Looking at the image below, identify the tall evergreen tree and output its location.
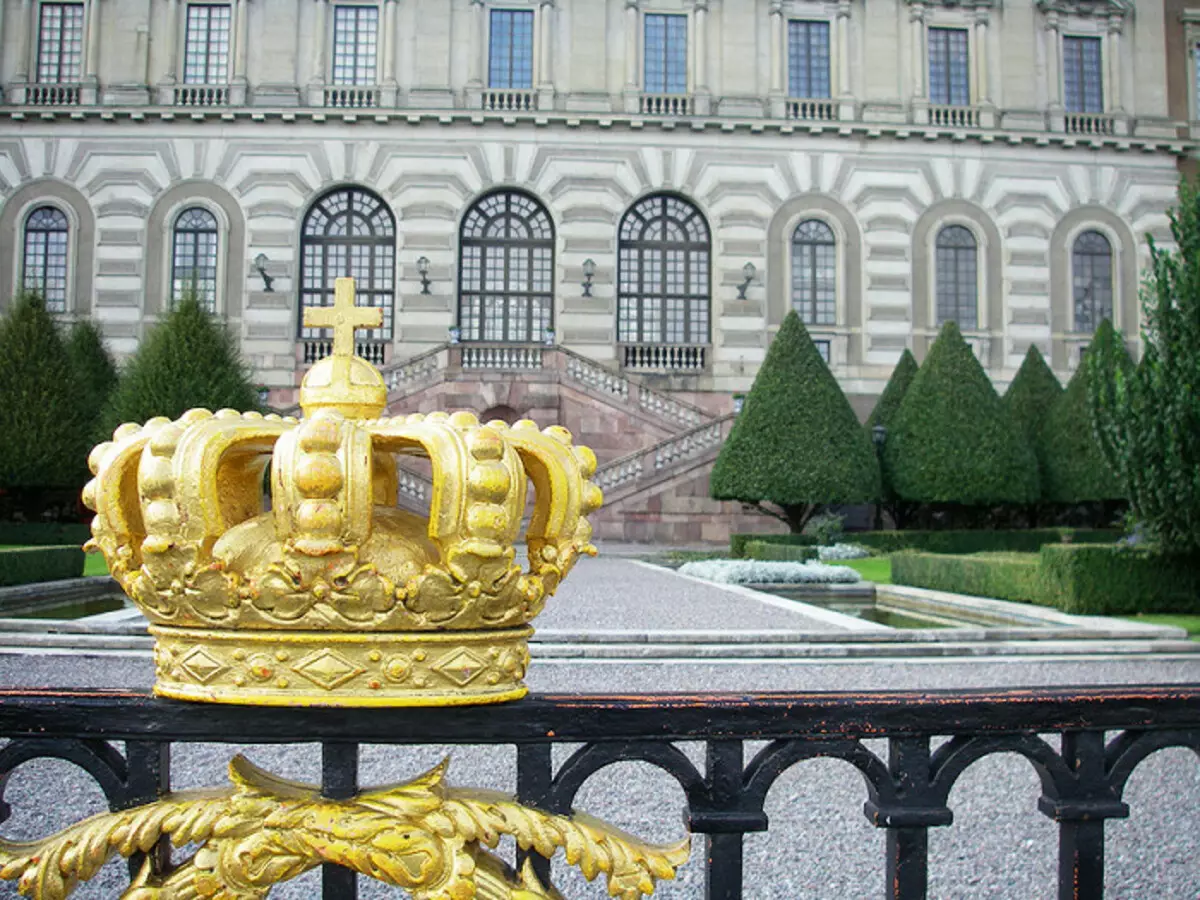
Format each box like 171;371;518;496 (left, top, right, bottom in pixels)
710;311;880;532
1003;345;1062;446
0;293;92;515
1040;361;1124;504
884;321;1039;506
865;349;918;431
1087;183;1200;555
67;319;118;443
101;295;259;434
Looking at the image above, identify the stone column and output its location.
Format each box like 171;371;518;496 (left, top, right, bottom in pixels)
975;9;994;127
14;0;31;84
623;0;640;113
1107;15;1123;112
836;0;853;120
380;0;397;105
1044;10;1063;131
910;2;928;123
155;0;180;103
82;0;101;103
767;0;784;117
465;0;484;107
308;0;326;104
230;0;249;104
537;0;555;109
693;0;709;114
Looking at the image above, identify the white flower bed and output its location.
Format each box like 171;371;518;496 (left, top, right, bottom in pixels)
678;559;861;585
817;543;871;561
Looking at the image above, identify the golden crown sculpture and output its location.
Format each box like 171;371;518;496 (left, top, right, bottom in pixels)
83;277;602;707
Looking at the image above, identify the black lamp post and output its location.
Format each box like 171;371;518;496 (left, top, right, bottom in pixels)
254;253;274;292
871;424;887;531
417;256;431;295
581;258;596;297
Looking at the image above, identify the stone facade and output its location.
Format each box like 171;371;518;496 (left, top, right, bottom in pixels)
0;0;1193;541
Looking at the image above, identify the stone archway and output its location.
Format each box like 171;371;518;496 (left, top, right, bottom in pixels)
480;404;520;425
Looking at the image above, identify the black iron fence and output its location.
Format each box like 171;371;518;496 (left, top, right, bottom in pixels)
0;685;1197;899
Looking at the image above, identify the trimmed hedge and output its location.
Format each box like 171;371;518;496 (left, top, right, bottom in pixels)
730;533;818;558
1039;362;1124;503
0;546;86;587
744;541;818;562
865;349;919;431
1040;545;1200;616
1003;345;1062;445
0;523;91;546
891;552;1047;606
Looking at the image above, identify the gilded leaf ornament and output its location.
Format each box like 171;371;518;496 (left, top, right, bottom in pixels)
0;755;690;899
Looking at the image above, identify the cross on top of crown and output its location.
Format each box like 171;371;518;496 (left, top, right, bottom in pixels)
303;277;383;359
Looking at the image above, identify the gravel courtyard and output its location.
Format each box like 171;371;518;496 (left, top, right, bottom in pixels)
0;555;1196;899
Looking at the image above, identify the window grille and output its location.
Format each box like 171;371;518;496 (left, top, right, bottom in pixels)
791;219;836;326
787;20;831;99
332;5;378;86
21;206;69;313
935;225;978;329
488;9;534;89
300;188;395;342
618;195;710;345
928;27;970;106
183;4;232;84
1072;230;1114;333
458;191;555;344
1063;36;1104;113
36;3;84;83
644;14;687;94
172;207;220;311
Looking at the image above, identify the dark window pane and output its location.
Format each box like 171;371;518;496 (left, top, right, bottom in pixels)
935;225;978;329
788;20;831;98
184;5;231;84
37;3;83;83
300;188;395;342
617;194;711;345
22;206;70;312
644;13;687;93
458;191;555;343
929;27;969;106
1063;36;1103;113
489;9;534;89
1072;230;1113;332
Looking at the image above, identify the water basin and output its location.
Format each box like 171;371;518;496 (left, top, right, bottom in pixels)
7;596;128;620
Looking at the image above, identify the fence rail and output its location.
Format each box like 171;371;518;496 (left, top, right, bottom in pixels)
0;685;1196;899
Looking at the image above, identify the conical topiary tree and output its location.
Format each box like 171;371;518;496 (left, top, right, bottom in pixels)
67;319;118;443
884;321;1039;506
1039;361;1124;504
1003;345;1062;446
865;349;918;431
0;293;93;516
710;311;881;532
101;294;259;434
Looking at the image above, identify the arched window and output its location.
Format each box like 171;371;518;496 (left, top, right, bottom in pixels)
791;219;836;325
300;187;395;355
618;194;710;345
935;224;978;329
21;206;69;312
1072;230;1113;332
458;191;554;343
171;207;219;310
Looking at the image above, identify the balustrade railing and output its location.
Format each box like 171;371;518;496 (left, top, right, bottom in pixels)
396;467;430;505
0;685;1195;899
593;414;732;493
381;344;445;395
1065;112;1116;136
787;98;836;121
640;93;690;116
482;89;536;112
324;85;379;109
174;84;228;106
929;104;980;128
303;339;387;366
459;344;544;370
622;343;707;373
25;83;81;106
558;346;710;428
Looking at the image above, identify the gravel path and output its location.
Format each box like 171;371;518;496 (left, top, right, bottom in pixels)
0;557;1197;899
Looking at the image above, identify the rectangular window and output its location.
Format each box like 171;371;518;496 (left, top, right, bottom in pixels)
332;5;378;86
928;27;970;106
1063;36;1104;113
183;4;232;84
488;9;534;89
787;20;831;99
36;3;84;83
814;340;831;364
644;13;687;94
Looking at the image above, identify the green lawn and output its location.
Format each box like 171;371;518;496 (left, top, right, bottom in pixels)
1122;614;1200;641
842;557;892;584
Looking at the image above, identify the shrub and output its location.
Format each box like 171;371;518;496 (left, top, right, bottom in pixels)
711;311;880;531
1040;360;1124;504
101;294;259;435
803;511;844;546
852;528;1118;555
744;541;818;562
677;559;861;585
0;523;91;546
0;546;86;587
1003;345;1062;446
730;532;817;559
67;319;118;443
818;543;871;561
1039;544;1200;616
865;349;919;431
884;321;1039;505
1087;182;1200;556
891;551;1047;606
0;293;93;515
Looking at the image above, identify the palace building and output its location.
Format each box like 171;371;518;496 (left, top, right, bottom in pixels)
0;0;1195;541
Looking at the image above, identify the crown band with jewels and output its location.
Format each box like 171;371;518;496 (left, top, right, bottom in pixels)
83;277;602;707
